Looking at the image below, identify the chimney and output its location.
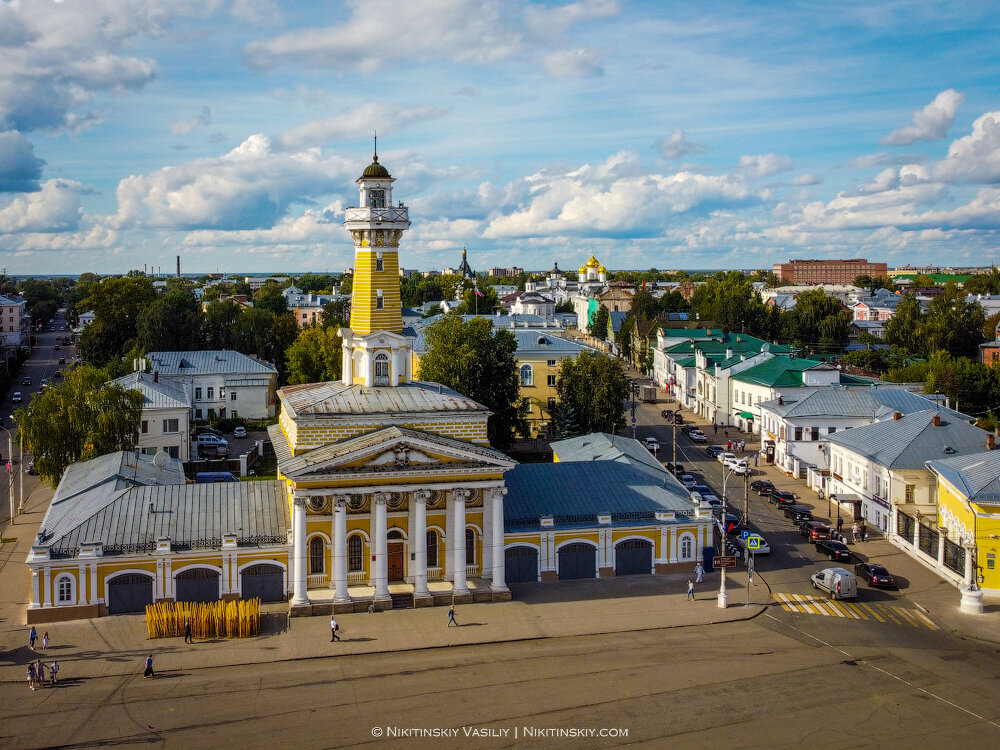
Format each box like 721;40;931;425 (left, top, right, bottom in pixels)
932;414;942;427
988;434;996;451
153;370;159;383
778;396;783;406
893;411;902;420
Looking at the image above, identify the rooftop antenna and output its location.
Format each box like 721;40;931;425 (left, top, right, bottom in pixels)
374;130;378;161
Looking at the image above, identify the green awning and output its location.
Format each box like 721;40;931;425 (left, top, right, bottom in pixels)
739;411;754;419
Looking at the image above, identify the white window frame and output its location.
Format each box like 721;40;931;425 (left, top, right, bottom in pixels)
55;574;75;605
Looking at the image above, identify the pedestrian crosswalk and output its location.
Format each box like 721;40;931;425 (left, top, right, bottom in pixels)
772;593;938;630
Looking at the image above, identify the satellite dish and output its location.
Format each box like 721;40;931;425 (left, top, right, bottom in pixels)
152;450;170;469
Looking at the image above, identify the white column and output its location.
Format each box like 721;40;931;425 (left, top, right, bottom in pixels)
163;558;172;600
90;563;98;604
78;563;87;605
373;494;390;600
30;568;40;607
413;491;430;597
913;511;921;548
452;489;469;594
444;495;454;580
333;497;350;602
482;490;494;580
43;567;51;607
290;497;309;606
222;553;231;594
491;487;507;592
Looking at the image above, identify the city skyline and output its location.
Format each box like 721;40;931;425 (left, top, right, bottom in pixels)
1;1;999;276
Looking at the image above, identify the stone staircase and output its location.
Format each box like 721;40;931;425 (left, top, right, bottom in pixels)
390;592;414;610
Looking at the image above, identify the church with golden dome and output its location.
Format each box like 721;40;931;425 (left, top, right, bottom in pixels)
578;254;608;285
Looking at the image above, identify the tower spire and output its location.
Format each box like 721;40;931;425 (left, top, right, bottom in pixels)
374;130;378;161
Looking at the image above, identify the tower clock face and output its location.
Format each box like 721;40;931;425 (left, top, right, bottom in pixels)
370;189;386;208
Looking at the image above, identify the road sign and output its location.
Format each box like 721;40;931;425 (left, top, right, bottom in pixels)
631;417;636;424
713;555;738;568
748;536;761;549
741;529;751;541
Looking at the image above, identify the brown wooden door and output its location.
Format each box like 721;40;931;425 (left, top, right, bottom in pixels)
387;542;404;581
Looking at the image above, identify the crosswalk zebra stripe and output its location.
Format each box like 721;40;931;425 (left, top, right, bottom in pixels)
857;601;886;622
839;601;865;619
910;609;939;630
892;606;920;627
770;593;935;629
790;593;820;614
776;592;796;612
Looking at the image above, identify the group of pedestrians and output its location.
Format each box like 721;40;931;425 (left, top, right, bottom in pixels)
726;439;747;453
27;627;50;651
26;659;59;690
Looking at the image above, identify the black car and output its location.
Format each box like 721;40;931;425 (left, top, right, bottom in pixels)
816;539;852;562
750;479;774;494
719;511;745;533
771;491;798;507
661;409;674;420
855;562;897;589
672;462;685;475
784;505;813;522
674;414;684;424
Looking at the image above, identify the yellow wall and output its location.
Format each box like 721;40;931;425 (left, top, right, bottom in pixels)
938;478;1000;590
351;250;402;335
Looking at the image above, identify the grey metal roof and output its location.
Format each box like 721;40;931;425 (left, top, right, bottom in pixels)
267;423;293;463
279;425;514;478
551;433;665;477
761;385;969;421
927;450;1000;506
39;451;186;549
46;481;288;556
409;325;593;356
109;372;189;409
146;349;277;376
826;409;991;469
504;461;693;531
609;311;628;332
280;380;489;417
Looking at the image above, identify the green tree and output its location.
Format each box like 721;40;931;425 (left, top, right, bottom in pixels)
14;365;144;485
855;275;896;294
455;285;499;315
416;315;528;448
923;282;986;360
984;311;1000;341
136;290;205;352
629;287;659;321
321;298;351;328
911;274;936;288
295;273;341;293
555;300;574;314
204;299;243;349
884;294;927;356
782;289;850;354
556;350;630;434
589;306;609;340
690;271;768;334
79;276;157;365
253;281;289;316
963;268;1000;296
923;351;1000;417
549;400;582;439
285;326;343;384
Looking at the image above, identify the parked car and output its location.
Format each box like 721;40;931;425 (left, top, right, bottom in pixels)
21;376;31;386
52;371;62;379
196;434;229;453
707;445;725;458
688;430;707;443
695;484;713;497
701;495;722;508
40;378;48;387
770;491;797;507
671;462;685;476
233;426;247;438
718;451;736;464
192;425;224;438
644;437;660;452
719;512;744;532
811;567;858;600
854;562;897;589
27;460;36;475
750;479;774;494
53;344;60;350
58;357;66;364
734;533;770;555
799;521;832;541
661;409;674;420
725;457;750;474
680;423;695;434
673;414;684;424
784;505;813;522
11;391;21;403
816;539;852;562
679;474;698;490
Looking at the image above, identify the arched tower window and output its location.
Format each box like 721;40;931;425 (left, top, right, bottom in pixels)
309;537;325;575
348;535;364;572
373;351;390;386
520;364;533;386
427;530;438;568
465;528;476;565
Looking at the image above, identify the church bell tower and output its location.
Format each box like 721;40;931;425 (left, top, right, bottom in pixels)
340;146;414;387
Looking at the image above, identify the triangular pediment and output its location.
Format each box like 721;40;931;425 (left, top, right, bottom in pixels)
280;425;516;481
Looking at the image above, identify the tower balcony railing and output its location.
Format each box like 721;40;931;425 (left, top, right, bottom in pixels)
344;207;410;223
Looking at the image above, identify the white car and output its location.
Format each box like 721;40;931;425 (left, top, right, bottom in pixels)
735;533;770;555
233;426;247;438
11;391;22;403
725;457;750;475
644;437;660;452
718;451;736;464
679;474;697;490
688;430;707;443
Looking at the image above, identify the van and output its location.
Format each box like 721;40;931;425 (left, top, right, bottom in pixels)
810;567;858;600
195;472;239;483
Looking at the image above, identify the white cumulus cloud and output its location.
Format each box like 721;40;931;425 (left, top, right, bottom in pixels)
278;103;450;150
0;179;83;233
654;129;705;161
880;89;964;146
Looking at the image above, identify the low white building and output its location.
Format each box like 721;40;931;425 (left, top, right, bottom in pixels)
110;372;192;460
0;294;28;346
144;349;278;421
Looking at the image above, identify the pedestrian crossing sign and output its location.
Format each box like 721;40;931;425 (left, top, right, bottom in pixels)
748;537;761;549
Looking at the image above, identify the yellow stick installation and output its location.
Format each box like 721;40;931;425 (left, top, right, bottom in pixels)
146;599;260;639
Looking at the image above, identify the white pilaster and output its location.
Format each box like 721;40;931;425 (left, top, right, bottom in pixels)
333;497;350;602
90;563;98;604
373;494;390;600
482;490;493;580
444;495;454;580
163;558;172;600
30;568;40;608
491;487;507;592
452;489;469;594
290;497;309;606
413;491;430;597
43;567;51;608
78;563;87;605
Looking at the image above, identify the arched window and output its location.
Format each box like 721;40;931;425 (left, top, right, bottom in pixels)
309;537;325;575
520;364;533;386
465;528;476;565
376;251;384;272
426;530;438;568
55;574;74;605
680;533;695;560
373;352;390;386
348;535;364;572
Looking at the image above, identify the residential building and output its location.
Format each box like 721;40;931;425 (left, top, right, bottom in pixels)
851;288;905;321
0;293;28;346
244;275;290;291
759;284;867;307
110;371;192;460
774;258;888;285
488;266;524;278
143;349;278;420
824;409;989;535
504;281;556;317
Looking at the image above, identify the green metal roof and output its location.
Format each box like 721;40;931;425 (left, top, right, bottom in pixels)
731;357;829;388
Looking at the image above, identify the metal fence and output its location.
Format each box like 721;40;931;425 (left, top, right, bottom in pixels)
943;537;966;575
918;522;939;558
897;511;915;544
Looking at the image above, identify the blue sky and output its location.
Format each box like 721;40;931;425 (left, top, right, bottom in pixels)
1;0;999;276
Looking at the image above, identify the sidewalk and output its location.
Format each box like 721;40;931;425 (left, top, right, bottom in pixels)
675;407;1000;645
0;481;769;684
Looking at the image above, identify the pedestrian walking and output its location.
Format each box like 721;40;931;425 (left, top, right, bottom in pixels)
35;660;46;686
27;662;36;691
694;562;704;583
42;631;50;649
49;661;59;685
184;621;193;644
727;440;732;451
143;654;154;678
754;452;759;467
447;604;458;627
724;428;729;439
851;523;860;543
860;521;868;541
714;423;718;434
330;616;340;642
836;516;844;537
28;626;37;650
687;580;695;601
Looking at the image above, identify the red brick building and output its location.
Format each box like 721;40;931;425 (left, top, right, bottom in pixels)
773;258;888;285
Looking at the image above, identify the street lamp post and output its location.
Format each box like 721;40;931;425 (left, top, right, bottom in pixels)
718;464;739;609
1;425;15;525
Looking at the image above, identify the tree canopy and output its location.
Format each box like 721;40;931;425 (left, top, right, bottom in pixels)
589;306;609;340
555;350;630;435
14;366;144;485
285;326;343;384
79;276;157;366
416;315;528;448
